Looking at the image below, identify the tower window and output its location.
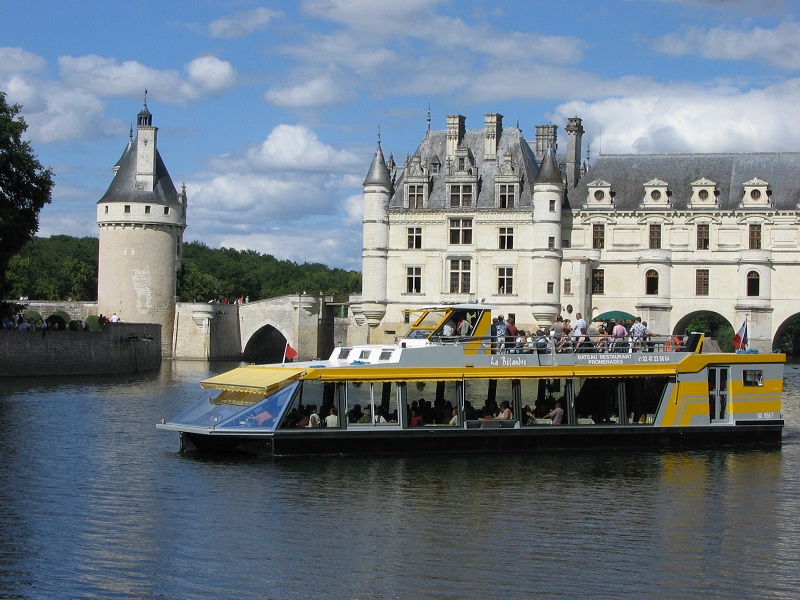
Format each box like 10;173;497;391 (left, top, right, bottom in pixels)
697;224;709;250
649;224;661;249
407;227;422;249
592;224;605;249
645;269;659;295
164;206;170;215
592;269;605;294
747;271;760;297
499;227;514;250
124;205;131;214
104;206;109;214
749;224;761;249
548;237;555;249
449;219;473;244
498;267;513;295
696;269;709;295
406;267;422;294
549;199;556;212
145;205;151;214
547;282;554;294
564;278;572;295
449;259;471;293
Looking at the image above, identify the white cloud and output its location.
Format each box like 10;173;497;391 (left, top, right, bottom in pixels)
242;124;362;172
653;21;800;70
208;7;281;39
186;55;237;92
58;54;237;102
265;74;350;108
553;78;800;154
0;47;46;74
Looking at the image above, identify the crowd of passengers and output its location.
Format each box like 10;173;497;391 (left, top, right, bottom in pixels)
280;395;566;428
441;313;679;354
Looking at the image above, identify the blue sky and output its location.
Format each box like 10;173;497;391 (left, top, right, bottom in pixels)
2;0;799;270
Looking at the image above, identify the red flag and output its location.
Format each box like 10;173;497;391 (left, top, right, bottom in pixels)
732;320;748;350
284;343;298;361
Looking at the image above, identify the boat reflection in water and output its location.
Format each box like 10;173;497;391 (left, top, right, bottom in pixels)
157;304;785;456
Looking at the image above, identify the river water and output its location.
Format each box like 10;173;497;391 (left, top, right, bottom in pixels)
1;360;798;599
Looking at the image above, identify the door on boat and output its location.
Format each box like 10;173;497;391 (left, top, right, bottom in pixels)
707;367;730;423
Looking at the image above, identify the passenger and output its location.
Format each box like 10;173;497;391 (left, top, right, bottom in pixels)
595;326;610;352
296;406;310;428
572;313;589;351
448;407;459;426
307;405;320;427
543;401;564;425
358;406;372;423
442;320;455;336
464;401;478;420
505;317;518;351
325;406;339;428
458;317;471;337
496;400;513;420
611;319;628;352
410;411;424;426
524;405;537;425
348;404;364;423
629;317;648;352
495;315;508;352
373;407;388;424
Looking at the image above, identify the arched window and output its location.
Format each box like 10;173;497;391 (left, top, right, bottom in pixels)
645;269;659;295
747;271;760;297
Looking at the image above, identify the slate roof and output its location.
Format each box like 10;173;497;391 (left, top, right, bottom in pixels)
569;152;800;211
98;139;181;205
388;128;542;209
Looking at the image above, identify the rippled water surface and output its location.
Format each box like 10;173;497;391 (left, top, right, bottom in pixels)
1;361;799;599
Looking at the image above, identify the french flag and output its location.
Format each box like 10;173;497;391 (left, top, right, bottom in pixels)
733;319;748;350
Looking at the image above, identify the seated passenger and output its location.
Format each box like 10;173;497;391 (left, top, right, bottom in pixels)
448;407;459;426
496;400;513;420
358;406;372;423
325;406;339;428
307;405;320;428
543;401;564;425
348;404;364;423
410;411;424;426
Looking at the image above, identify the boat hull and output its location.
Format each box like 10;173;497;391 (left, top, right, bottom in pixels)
180;422;784;457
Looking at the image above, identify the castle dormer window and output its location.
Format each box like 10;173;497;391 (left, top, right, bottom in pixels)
499;184;516;208
406;183;426;209
449;184;473;207
741;178;770;208
495;151;520;210
689;178;718;208
586;180;613;208
642;179;670;207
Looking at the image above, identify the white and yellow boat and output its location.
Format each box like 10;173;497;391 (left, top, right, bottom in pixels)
157;304;785;456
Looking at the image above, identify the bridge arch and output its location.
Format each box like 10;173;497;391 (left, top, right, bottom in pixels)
242;322;292;364
773;313;800;354
672;310;732;337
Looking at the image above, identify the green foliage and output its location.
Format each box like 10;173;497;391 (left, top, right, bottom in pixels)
84;314;101;332
776;317;800;355
685;313;735;352
6;235;99;300
0;92;55;295
24;309;42;324
179;241;361;302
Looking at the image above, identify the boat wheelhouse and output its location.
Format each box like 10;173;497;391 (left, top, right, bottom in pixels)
157;304;785;456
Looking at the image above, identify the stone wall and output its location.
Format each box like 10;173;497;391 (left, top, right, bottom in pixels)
24;301;98;322
0;322;161;377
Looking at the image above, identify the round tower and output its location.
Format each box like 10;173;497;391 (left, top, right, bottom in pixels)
97;100;187;357
361;138;391;330
530;146;564;327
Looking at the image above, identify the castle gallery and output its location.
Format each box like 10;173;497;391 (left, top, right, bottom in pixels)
354;113;800;352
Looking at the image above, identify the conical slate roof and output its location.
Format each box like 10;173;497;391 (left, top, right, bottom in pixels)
98;139;181;205
363;142;391;187
535;147;563;185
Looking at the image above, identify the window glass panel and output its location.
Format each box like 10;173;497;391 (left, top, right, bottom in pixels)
409;380;460;426
697;224;709;249
593;224;605;249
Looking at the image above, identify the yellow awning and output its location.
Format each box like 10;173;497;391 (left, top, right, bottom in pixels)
200;366;306;394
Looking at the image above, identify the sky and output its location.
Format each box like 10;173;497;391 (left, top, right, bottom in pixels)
2;0;799;271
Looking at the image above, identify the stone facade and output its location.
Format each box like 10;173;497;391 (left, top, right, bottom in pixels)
355;112;800;352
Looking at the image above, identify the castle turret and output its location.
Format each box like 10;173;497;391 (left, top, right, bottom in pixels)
361;139;391;329
96;100;187;357
530;146;564;327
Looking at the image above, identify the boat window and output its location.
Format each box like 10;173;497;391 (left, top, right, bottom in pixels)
408;380;460;426
379;349;394;361
221;382;300;430
280;380;340;429
464;379;514;421
359;350;371;360
168;394;264;428
519;378;569;425
347;382;400;425
743;370;763;387
339;349;351;360
572;377;669;425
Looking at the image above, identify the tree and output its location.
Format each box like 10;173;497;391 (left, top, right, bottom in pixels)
0;92;54;296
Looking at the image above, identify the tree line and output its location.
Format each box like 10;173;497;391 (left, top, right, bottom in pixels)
6;236;361;304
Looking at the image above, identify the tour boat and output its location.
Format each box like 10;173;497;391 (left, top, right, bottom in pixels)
157;304;785;456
